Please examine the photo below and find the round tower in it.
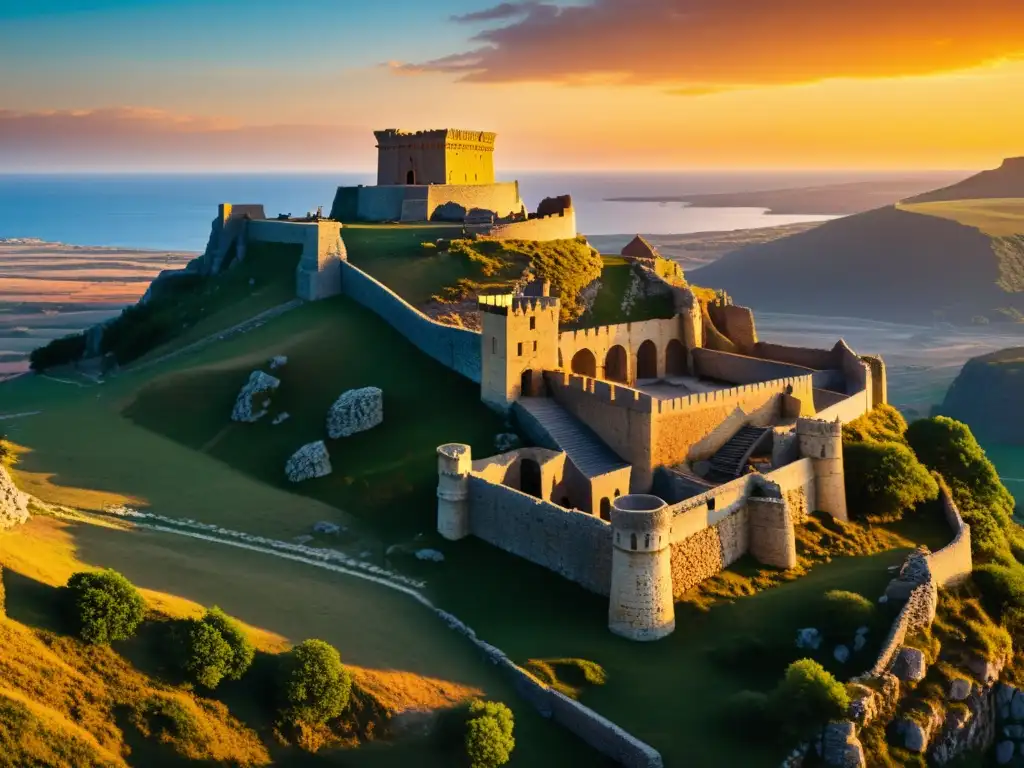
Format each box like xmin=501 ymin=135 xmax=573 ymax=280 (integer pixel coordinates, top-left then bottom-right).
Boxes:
xmin=796 ymin=417 xmax=847 ymax=522
xmin=608 ymin=494 xmax=675 ymax=641
xmin=437 ymin=443 xmax=472 ymax=540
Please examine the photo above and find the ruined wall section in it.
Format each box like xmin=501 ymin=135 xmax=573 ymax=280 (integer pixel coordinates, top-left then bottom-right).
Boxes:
xmin=558 ymin=316 xmax=685 ymax=384
xmin=926 ymin=489 xmax=973 ymax=588
xmin=467 ymin=476 xmax=613 ymax=595
xmin=330 ymin=182 xmax=523 ymax=223
xmin=339 ymin=261 xmax=481 ymax=382
xmin=691 ymin=348 xmax=815 ymax=386
xmin=752 ymin=341 xmax=838 ymax=370
xmin=246 ymin=219 xmax=344 ymax=300
xmin=485 ymin=204 xmax=577 ymax=242
xmin=707 ymin=302 xmax=757 ymax=354
xmin=425 ymin=182 xmax=523 ymax=221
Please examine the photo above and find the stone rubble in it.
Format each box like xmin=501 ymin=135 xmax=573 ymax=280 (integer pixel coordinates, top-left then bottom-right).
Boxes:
xmin=796 ymin=627 xmax=823 ymax=650
xmin=834 ymin=645 xmax=851 ymax=664
xmin=415 ymin=548 xmax=445 ymax=562
xmin=326 ymin=386 xmax=383 ymax=439
xmin=269 ymin=355 xmax=288 ymax=370
xmin=892 ymin=647 xmax=927 ymax=682
xmin=272 ymin=412 xmax=290 ymax=425
xmin=231 ymin=370 xmax=280 ymax=422
xmin=0 ymin=464 xmax=30 ymax=530
xmin=285 ymin=440 xmax=332 ymax=482
xmin=949 ymin=679 xmax=973 ymax=702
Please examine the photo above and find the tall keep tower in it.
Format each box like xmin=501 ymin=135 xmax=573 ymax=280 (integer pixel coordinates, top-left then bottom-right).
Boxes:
xmin=796 ymin=417 xmax=847 ymax=522
xmin=479 ymin=294 xmax=561 ymax=411
xmin=374 ymin=129 xmax=497 ymax=186
xmin=608 ymin=494 xmax=675 ymax=641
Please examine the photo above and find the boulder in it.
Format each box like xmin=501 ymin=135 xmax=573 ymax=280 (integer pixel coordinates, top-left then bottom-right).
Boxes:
xmin=853 ymin=634 xmax=867 ymax=652
xmin=996 ymin=740 xmax=1015 ymax=765
xmin=231 ymin=371 xmax=280 ymax=422
xmin=820 ymin=721 xmax=866 ymax=768
xmin=494 ymin=433 xmax=520 ymax=452
xmin=285 ymin=441 xmax=332 ymax=482
xmin=1004 ymin=725 xmax=1024 ymax=739
xmin=0 ymin=464 xmax=30 ymax=530
xmin=949 ymin=678 xmax=972 ymax=702
xmin=967 ymin=653 xmax=1006 ymax=686
xmin=415 ymin=548 xmax=445 ymax=563
xmin=834 ymin=645 xmax=851 ymax=664
xmin=796 ymin=627 xmax=823 ymax=650
xmin=902 ymin=720 xmax=928 ymax=753
xmin=312 ymin=521 xmax=341 ymax=535
xmin=892 ymin=647 xmax=927 ymax=682
xmin=326 ymin=387 xmax=383 ymax=439
xmin=998 ymin=685 xmax=1018 ymax=708
xmin=269 ymin=355 xmax=288 ymax=370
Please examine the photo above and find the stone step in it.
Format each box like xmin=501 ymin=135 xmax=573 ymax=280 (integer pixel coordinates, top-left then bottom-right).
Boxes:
xmin=517 ymin=397 xmax=630 ymax=479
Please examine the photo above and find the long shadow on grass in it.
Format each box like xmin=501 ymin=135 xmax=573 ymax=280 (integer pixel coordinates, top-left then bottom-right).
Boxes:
xmin=1 ymin=569 xmax=66 ymax=633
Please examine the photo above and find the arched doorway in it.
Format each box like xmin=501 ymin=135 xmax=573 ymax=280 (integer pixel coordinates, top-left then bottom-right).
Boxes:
xmin=636 ymin=340 xmax=658 ymax=380
xmin=605 ymin=345 xmax=628 ymax=384
xmin=571 ymin=349 xmax=597 ymax=377
xmin=666 ymin=339 xmax=687 ymax=376
xmin=406 ymin=169 xmax=415 ymax=184
xmin=520 ymin=369 xmax=534 ymax=397
xmin=521 ymin=459 xmax=541 ymax=498
xmin=599 ymin=497 xmax=611 ymax=521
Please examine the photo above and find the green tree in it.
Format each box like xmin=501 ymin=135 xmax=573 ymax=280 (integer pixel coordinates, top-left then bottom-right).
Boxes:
xmin=770 ymin=659 xmax=850 ymax=738
xmin=203 ymin=607 xmax=254 ymax=681
xmin=180 ymin=619 xmax=233 ymax=689
xmin=64 ymin=569 xmax=146 ymax=645
xmin=842 ymin=404 xmax=908 ymax=445
xmin=465 ymin=699 xmax=515 ymax=768
xmin=843 ymin=440 xmax=938 ymax=520
xmin=279 ymin=639 xmax=352 ymax=725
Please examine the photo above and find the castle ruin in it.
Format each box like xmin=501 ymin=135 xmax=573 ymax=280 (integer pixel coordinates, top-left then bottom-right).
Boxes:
xmin=437 ymin=285 xmax=886 ymax=641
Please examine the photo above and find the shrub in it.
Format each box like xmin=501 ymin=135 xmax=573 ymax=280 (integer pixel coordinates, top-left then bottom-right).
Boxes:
xmin=906 ymin=417 xmax=1019 ymax=563
xmin=843 ymin=440 xmax=938 ymax=520
xmin=180 ymin=619 xmax=234 ymax=689
xmin=843 ymin=404 xmax=909 ymax=445
xmin=29 ymin=332 xmax=86 ymax=371
xmin=769 ymin=659 xmax=850 ymax=738
xmin=278 ymin=639 xmax=351 ymax=725
xmin=202 ymin=607 xmax=254 ymax=681
xmin=821 ymin=590 xmax=876 ymax=640
xmin=64 ymin=569 xmax=146 ymax=645
xmin=464 ymin=699 xmax=515 ymax=768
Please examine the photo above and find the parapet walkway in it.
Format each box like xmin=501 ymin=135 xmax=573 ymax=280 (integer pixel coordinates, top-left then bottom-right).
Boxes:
xmin=517 ymin=397 xmax=630 ymax=479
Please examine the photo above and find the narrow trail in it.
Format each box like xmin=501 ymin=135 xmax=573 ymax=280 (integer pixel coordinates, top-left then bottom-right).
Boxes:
xmin=0 ymin=411 xmax=41 ymax=421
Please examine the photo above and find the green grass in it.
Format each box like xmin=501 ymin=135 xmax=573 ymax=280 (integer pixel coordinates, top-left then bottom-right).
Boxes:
xmin=898 ymin=198 xmax=1024 ymax=237
xmin=570 ymin=256 xmax=676 ymax=329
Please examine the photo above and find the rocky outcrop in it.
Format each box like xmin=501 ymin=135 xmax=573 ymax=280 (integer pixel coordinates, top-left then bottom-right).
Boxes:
xmin=231 ymin=371 xmax=281 ymax=423
xmin=939 ymin=348 xmax=1024 ymax=445
xmin=326 ymin=387 xmax=383 ymax=439
xmin=0 ymin=464 xmax=29 ymax=529
xmin=285 ymin=441 xmax=332 ymax=483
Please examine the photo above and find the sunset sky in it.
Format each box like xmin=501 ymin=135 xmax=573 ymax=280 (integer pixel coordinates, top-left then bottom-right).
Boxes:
xmin=2 ymin=0 xmax=1024 ymax=171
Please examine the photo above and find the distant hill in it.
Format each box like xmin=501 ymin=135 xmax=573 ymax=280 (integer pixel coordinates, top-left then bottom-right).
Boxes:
xmin=939 ymin=347 xmax=1024 ymax=444
xmin=905 ymin=157 xmax=1024 ymax=204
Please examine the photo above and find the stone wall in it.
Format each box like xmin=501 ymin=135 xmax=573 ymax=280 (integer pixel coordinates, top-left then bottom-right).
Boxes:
xmin=764 ymin=458 xmax=816 ymax=523
xmin=753 ymin=341 xmax=838 ymax=370
xmin=467 ymin=476 xmax=613 ymax=595
xmin=669 ymin=503 xmax=749 ymax=596
xmin=425 ymin=182 xmax=523 ymax=221
xmin=558 ymin=316 xmax=686 ymax=385
xmin=246 ymin=219 xmax=344 ymax=300
xmin=692 ymin=348 xmax=814 ymax=386
xmin=486 ymin=205 xmax=577 ymax=242
xmin=748 ymin=496 xmax=798 ymax=568
xmin=707 ymin=303 xmax=757 ymax=354
xmin=814 ymin=391 xmax=871 ymax=424
xmin=926 ymin=489 xmax=973 ymax=588
xmin=339 ymin=261 xmax=481 ymax=382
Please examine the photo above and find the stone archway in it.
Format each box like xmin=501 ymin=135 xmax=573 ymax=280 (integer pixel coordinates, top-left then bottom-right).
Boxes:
xmin=571 ymin=349 xmax=597 ymax=377
xmin=520 ymin=369 xmax=535 ymax=397
xmin=605 ymin=345 xmax=628 ymax=384
xmin=636 ymin=340 xmax=658 ymax=380
xmin=666 ymin=339 xmax=687 ymax=376
xmin=521 ymin=458 xmax=542 ymax=498
xmin=599 ymin=497 xmax=611 ymax=521
xmin=406 ymin=169 xmax=415 ymax=184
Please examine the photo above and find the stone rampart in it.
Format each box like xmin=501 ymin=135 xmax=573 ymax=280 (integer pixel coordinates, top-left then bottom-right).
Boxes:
xmin=426 ymin=181 xmax=523 ymax=221
xmin=486 ymin=205 xmax=577 ymax=242
xmin=691 ymin=348 xmax=814 ymax=385
xmin=330 ymin=182 xmax=523 ymax=222
xmin=813 ymin=391 xmax=871 ymax=424
xmin=466 ymin=476 xmax=613 ymax=595
xmin=753 ymin=341 xmax=838 ymax=370
xmin=763 ymin=458 xmax=816 ymax=522
xmin=247 ymin=219 xmax=344 ymax=301
xmin=668 ymin=503 xmax=750 ymax=596
xmin=926 ymin=489 xmax=973 ymax=588
xmin=339 ymin=261 xmax=481 ymax=382
xmin=558 ymin=316 xmax=684 ymax=384
xmin=707 ymin=302 xmax=757 ymax=353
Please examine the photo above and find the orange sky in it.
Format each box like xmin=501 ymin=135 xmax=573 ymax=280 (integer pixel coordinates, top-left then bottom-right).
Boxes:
xmin=2 ymin=0 xmax=1023 ymax=170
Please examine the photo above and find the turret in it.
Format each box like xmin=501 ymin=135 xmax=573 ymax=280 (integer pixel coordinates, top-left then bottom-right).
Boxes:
xmin=608 ymin=494 xmax=675 ymax=641
xmin=796 ymin=417 xmax=847 ymax=522
xmin=479 ymin=294 xmax=561 ymax=410
xmin=437 ymin=443 xmax=472 ymax=540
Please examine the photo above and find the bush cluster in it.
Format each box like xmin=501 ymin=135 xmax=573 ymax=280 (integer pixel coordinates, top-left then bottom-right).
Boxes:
xmin=64 ymin=569 xmax=146 ymax=645
xmin=29 ymin=332 xmax=86 ymax=371
xmin=177 ymin=607 xmax=255 ymax=690
xmin=278 ymin=639 xmax=352 ymax=726
xmin=820 ymin=590 xmax=876 ymax=640
xmin=464 ymin=699 xmax=515 ymax=768
xmin=843 ymin=440 xmax=938 ymax=520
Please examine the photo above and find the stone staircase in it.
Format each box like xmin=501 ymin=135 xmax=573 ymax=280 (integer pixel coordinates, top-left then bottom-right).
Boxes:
xmin=708 ymin=425 xmax=771 ymax=481
xmin=516 ymin=397 xmax=629 ymax=479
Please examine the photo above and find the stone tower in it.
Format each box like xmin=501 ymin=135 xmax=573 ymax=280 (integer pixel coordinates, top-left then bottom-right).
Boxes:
xmin=374 ymin=129 xmax=497 ymax=186
xmin=479 ymin=294 xmax=561 ymax=411
xmin=437 ymin=443 xmax=472 ymax=540
xmin=796 ymin=417 xmax=848 ymax=522
xmin=608 ymin=494 xmax=675 ymax=641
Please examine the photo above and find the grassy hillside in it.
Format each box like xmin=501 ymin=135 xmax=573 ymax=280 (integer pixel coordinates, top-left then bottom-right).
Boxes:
xmin=569 ymin=256 xmax=675 ymax=328
xmin=899 ymin=198 xmax=1024 ymax=237
xmin=904 ymin=157 xmax=1024 ymax=204
xmin=691 ymin=203 xmax=1024 ymax=325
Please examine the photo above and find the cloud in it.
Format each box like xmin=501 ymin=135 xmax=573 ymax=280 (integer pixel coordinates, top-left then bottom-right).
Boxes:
xmin=399 ymin=0 xmax=1024 ymax=90
xmin=0 ymin=108 xmax=371 ymax=170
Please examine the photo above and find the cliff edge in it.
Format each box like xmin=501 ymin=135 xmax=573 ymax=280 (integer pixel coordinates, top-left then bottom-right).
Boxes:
xmin=939 ymin=347 xmax=1024 ymax=445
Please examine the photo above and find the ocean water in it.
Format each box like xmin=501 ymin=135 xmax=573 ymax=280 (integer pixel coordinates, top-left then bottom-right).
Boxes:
xmin=0 ymin=170 xmax=911 ymax=250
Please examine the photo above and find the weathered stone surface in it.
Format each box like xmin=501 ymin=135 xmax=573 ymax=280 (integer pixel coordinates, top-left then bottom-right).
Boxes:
xmin=0 ymin=464 xmax=30 ymax=530
xmin=903 ymin=720 xmax=928 ymax=752
xmin=231 ymin=370 xmax=280 ymax=422
xmin=796 ymin=627 xmax=823 ymax=650
xmin=1004 ymin=725 xmax=1024 ymax=739
xmin=853 ymin=633 xmax=867 ymax=652
xmin=272 ymin=412 xmax=290 ymax=425
xmin=996 ymin=740 xmax=1015 ymax=765
xmin=893 ymin=647 xmax=927 ymax=682
xmin=326 ymin=387 xmax=383 ymax=439
xmin=312 ymin=521 xmax=341 ymax=535
xmin=821 ymin=720 xmax=866 ymax=768
xmin=834 ymin=645 xmax=851 ymax=664
xmin=968 ymin=654 xmax=1007 ymax=686
xmin=848 ymin=683 xmax=879 ymax=727
xmin=998 ymin=685 xmax=1018 ymax=708
xmin=415 ymin=548 xmax=445 ymax=562
xmin=949 ymin=678 xmax=972 ymax=702
xmin=285 ymin=441 xmax=332 ymax=482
